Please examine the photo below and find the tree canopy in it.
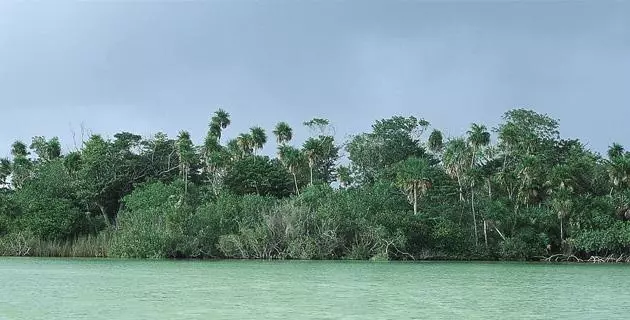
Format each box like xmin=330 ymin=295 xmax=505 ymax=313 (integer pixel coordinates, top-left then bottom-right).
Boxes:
xmin=1 ymin=108 xmax=629 ymax=262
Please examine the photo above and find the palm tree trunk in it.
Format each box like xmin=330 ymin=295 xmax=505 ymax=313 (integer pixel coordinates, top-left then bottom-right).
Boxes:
xmin=457 ymin=176 xmax=464 ymax=201
xmin=483 ymin=220 xmax=488 ymax=248
xmin=471 ymin=186 xmax=478 ymax=247
xmin=413 ymin=183 xmax=418 ymax=215
xmin=292 ymin=172 xmax=300 ymax=195
xmin=309 ymin=165 xmax=314 ymax=186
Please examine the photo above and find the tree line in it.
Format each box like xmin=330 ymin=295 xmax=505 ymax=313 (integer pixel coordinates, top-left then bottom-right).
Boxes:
xmin=1 ymin=108 xmax=629 ymax=260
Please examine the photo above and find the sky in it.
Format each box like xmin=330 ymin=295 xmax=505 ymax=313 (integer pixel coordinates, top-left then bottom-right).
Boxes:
xmin=1 ymin=1 xmax=629 ymax=157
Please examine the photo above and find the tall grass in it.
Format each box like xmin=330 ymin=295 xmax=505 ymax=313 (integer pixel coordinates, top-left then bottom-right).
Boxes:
xmin=0 ymin=232 xmax=111 ymax=258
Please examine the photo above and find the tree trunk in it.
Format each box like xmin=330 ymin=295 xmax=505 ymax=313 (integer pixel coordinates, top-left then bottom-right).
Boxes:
xmin=292 ymin=172 xmax=300 ymax=195
xmin=97 ymin=203 xmax=111 ymax=228
xmin=493 ymin=224 xmax=506 ymax=241
xmin=484 ymin=220 xmax=488 ymax=248
xmin=471 ymin=186 xmax=478 ymax=247
xmin=413 ymin=183 xmax=418 ymax=215
xmin=309 ymin=164 xmax=314 ymax=186
xmin=184 ymin=166 xmax=188 ymax=194
xmin=560 ymin=216 xmax=563 ymax=242
xmin=487 ymin=179 xmax=492 ymax=199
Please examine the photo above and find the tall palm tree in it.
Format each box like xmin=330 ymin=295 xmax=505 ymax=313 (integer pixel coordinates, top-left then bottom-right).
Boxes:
xmin=551 ymin=194 xmax=572 ymax=243
xmin=236 ymin=133 xmax=254 ymax=157
xmin=442 ymin=138 xmax=469 ymax=201
xmin=209 ymin=122 xmax=222 ymax=140
xmin=466 ymin=123 xmax=491 ymax=247
xmin=394 ymin=157 xmax=433 ymax=215
xmin=302 ymin=138 xmax=321 ymax=186
xmin=467 ymin=123 xmax=491 ymax=168
xmin=547 ymin=166 xmax=574 ymax=243
xmin=608 ymin=143 xmax=625 ymax=160
xmin=176 ymin=131 xmax=195 ymax=193
xmin=210 ymin=108 xmax=231 ymax=142
xmin=278 ymin=145 xmax=303 ymax=195
xmin=443 ymin=137 xmax=479 ymax=245
xmin=213 ymin=109 xmax=231 ymax=129
xmin=250 ymin=126 xmax=267 ymax=154
xmin=273 ymin=122 xmax=293 ymax=145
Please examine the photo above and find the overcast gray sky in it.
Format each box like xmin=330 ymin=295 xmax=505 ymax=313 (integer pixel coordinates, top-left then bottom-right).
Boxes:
xmin=1 ymin=1 xmax=628 ymax=157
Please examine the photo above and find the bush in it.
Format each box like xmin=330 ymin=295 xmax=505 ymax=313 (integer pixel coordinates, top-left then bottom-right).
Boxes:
xmin=0 ymin=231 xmax=37 ymax=256
xmin=11 ymin=161 xmax=90 ymax=240
xmin=217 ymin=201 xmax=343 ymax=259
xmin=110 ymin=181 xmax=182 ymax=258
xmin=498 ymin=231 xmax=548 ymax=260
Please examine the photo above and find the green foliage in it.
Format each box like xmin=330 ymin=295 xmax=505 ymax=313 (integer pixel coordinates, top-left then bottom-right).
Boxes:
xmin=224 ymin=156 xmax=294 ymax=198
xmin=250 ymin=126 xmax=267 ymax=153
xmin=12 ymin=160 xmax=90 ymax=240
xmin=110 ymin=181 xmax=183 ymax=258
xmin=392 ymin=157 xmax=435 ymax=214
xmin=347 ymin=116 xmax=431 ymax=184
xmin=273 ymin=122 xmax=293 ymax=145
xmin=428 ymin=129 xmax=444 ymax=154
xmin=3 ymin=108 xmax=630 ymax=261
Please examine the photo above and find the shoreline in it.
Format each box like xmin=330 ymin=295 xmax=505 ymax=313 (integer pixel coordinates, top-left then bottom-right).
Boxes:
xmin=1 ymin=254 xmax=627 ymax=264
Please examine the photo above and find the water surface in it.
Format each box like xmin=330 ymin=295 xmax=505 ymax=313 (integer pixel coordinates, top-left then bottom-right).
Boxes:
xmin=0 ymin=258 xmax=627 ymax=319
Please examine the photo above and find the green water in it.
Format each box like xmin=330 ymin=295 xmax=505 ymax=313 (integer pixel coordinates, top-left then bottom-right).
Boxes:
xmin=0 ymin=258 xmax=628 ymax=319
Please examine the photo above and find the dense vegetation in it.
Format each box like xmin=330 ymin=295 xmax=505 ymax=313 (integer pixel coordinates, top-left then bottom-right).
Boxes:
xmin=1 ymin=109 xmax=629 ymax=261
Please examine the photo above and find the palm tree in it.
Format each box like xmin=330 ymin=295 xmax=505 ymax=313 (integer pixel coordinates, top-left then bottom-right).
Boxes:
xmin=394 ymin=157 xmax=433 ymax=215
xmin=551 ymin=195 xmax=572 ymax=243
xmin=176 ymin=131 xmax=195 ymax=193
xmin=213 ymin=109 xmax=231 ymax=129
xmin=273 ymin=122 xmax=293 ymax=145
xmin=608 ymin=143 xmax=625 ymax=160
xmin=209 ymin=122 xmax=222 ymax=140
xmin=547 ymin=166 xmax=574 ymax=244
xmin=443 ymin=138 xmax=480 ymax=245
xmin=250 ymin=126 xmax=267 ymax=154
xmin=226 ymin=139 xmax=241 ymax=160
xmin=606 ymin=143 xmax=630 ymax=196
xmin=210 ymin=108 xmax=231 ymax=141
xmin=466 ymin=124 xmax=490 ymax=247
xmin=608 ymin=155 xmax=630 ymax=195
xmin=278 ymin=145 xmax=303 ymax=195
xmin=467 ymin=123 xmax=491 ymax=168
xmin=442 ymin=138 xmax=469 ymax=201
xmin=236 ymin=133 xmax=254 ymax=157
xmin=302 ymin=138 xmax=321 ymax=186
xmin=428 ymin=129 xmax=444 ymax=154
